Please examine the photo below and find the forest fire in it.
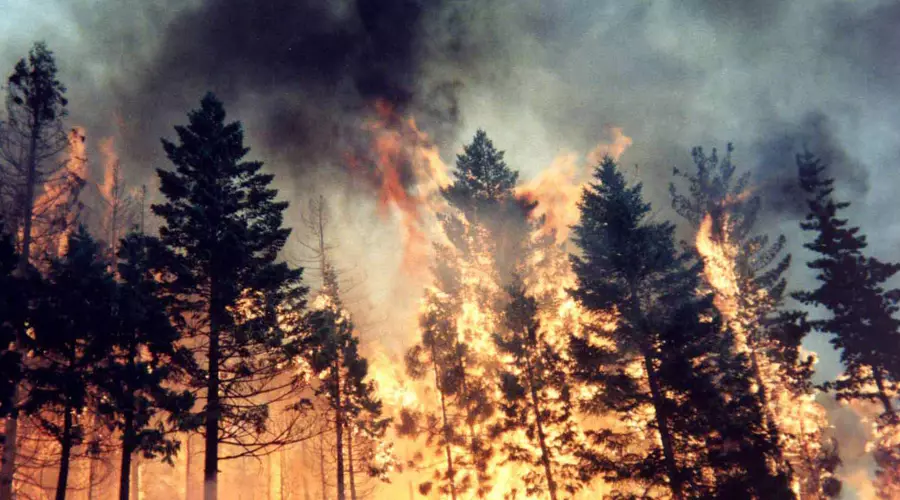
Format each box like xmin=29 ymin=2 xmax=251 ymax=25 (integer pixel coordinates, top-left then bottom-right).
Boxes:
xmin=2 ymin=4 xmax=899 ymax=497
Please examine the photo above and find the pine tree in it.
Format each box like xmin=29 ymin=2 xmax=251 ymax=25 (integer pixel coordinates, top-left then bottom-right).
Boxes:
xmin=24 ymin=227 xmax=115 ymax=500
xmin=793 ymin=151 xmax=900 ymax=498
xmin=406 ymin=130 xmax=534 ymax=497
xmin=92 ymin=233 xmax=197 ymax=500
xmin=150 ymin=93 xmax=308 ymax=500
xmin=492 ymin=278 xmax=584 ymax=499
xmin=571 ymin=157 xmax=792 ymax=499
xmin=0 ymin=43 xmax=72 ymax=500
xmin=300 ymin=197 xmax=390 ymax=500
xmin=670 ymin=144 xmax=832 ymax=494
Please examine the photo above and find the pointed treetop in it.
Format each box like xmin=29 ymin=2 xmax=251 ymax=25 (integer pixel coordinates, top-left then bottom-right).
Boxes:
xmin=443 ymin=129 xmax=519 ymax=209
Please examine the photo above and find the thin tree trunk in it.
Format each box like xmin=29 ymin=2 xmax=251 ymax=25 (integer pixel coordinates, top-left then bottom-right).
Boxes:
xmin=429 ymin=342 xmax=457 ymax=500
xmin=119 ymin=411 xmax=134 ymax=500
xmin=333 ymin=356 xmax=345 ymax=500
xmin=0 ymin=116 xmax=40 ymax=500
xmin=346 ymin=423 xmax=356 ymax=500
xmin=524 ymin=352 xmax=557 ymax=500
xmin=185 ymin=434 xmax=193 ymax=500
xmin=643 ymin=352 xmax=684 ymax=500
xmin=204 ymin=299 xmax=221 ymax=500
xmin=56 ymin=405 xmax=75 ymax=500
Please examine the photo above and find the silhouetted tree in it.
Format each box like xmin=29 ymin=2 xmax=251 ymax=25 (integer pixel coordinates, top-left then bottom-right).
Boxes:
xmin=25 ymin=228 xmax=114 ymax=500
xmin=671 ymin=144 xmax=831 ymax=493
xmin=572 ymin=157 xmax=792 ymax=499
xmin=0 ymin=43 xmax=74 ymax=499
xmin=150 ymin=93 xmax=309 ymax=500
xmin=93 ymin=233 xmax=197 ymax=500
xmin=794 ymin=151 xmax=900 ymax=498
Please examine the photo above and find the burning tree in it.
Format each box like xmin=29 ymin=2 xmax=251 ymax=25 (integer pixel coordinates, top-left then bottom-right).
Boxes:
xmin=0 ymin=42 xmax=84 ymax=500
xmin=571 ymin=157 xmax=793 ymax=499
xmin=670 ymin=144 xmax=835 ymax=497
xmin=301 ymin=196 xmax=392 ymax=500
xmin=492 ymin=278 xmax=585 ymax=499
xmin=150 ymin=93 xmax=310 ymax=500
xmin=405 ymin=130 xmax=535 ymax=497
xmin=794 ymin=150 xmax=900 ymax=499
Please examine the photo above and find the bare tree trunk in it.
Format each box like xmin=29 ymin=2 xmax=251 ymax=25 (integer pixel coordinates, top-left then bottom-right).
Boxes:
xmin=56 ymin=405 xmax=75 ymax=500
xmin=119 ymin=411 xmax=134 ymax=500
xmin=346 ymin=424 xmax=356 ymax=500
xmin=524 ymin=354 xmax=557 ymax=500
xmin=429 ymin=345 xmax=457 ymax=500
xmin=185 ymin=434 xmax=193 ymax=500
xmin=204 ymin=297 xmax=222 ymax=500
xmin=644 ymin=352 xmax=683 ymax=500
xmin=334 ymin=357 xmax=345 ymax=500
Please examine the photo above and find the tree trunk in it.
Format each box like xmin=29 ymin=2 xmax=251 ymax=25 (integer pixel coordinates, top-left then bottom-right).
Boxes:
xmin=524 ymin=353 xmax=557 ymax=500
xmin=333 ymin=356 xmax=345 ymax=500
xmin=56 ymin=405 xmax=75 ymax=500
xmin=204 ymin=309 xmax=221 ymax=500
xmin=644 ymin=352 xmax=684 ymax=500
xmin=346 ymin=422 xmax=356 ymax=500
xmin=0 ymin=117 xmax=40 ymax=500
xmin=429 ymin=343 xmax=457 ymax=500
xmin=119 ymin=411 xmax=135 ymax=500
xmin=185 ymin=434 xmax=193 ymax=500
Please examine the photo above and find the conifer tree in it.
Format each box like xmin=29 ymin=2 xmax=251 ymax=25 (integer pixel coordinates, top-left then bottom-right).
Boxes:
xmin=670 ymin=144 xmax=831 ymax=493
xmin=571 ymin=157 xmax=792 ymax=499
xmin=300 ymin=197 xmax=390 ymax=500
xmin=25 ymin=227 xmax=115 ymax=500
xmin=407 ymin=130 xmax=534 ymax=497
xmin=492 ymin=278 xmax=583 ymax=499
xmin=794 ymin=151 xmax=900 ymax=498
xmin=93 ymin=233 xmax=197 ymax=500
xmin=0 ymin=43 xmax=73 ymax=499
xmin=150 ymin=93 xmax=308 ymax=500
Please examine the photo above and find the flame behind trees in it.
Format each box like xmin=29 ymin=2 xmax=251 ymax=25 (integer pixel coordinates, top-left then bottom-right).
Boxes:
xmin=0 ymin=42 xmax=83 ymax=500
xmin=671 ymin=144 xmax=838 ymax=498
xmin=150 ymin=94 xmax=312 ymax=500
xmin=794 ymin=151 xmax=900 ymax=499
xmin=570 ymin=157 xmax=793 ymax=498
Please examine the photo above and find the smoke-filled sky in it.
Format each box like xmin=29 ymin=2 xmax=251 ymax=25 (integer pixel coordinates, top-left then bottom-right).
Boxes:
xmin=4 ymin=0 xmax=900 ymax=371
xmin=4 ymin=1 xmax=900 ymax=497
